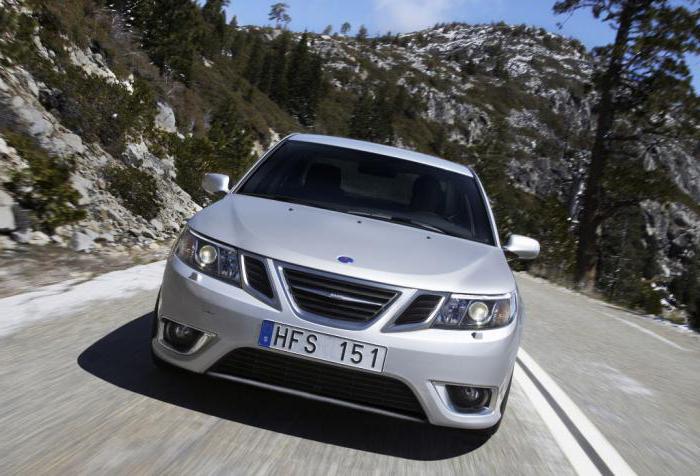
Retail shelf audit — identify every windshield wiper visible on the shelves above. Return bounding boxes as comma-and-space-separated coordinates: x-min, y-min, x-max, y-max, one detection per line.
390, 216, 447, 234
345, 210, 447, 235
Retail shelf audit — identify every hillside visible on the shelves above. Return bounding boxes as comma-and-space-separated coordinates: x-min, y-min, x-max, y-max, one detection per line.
0, 0, 698, 325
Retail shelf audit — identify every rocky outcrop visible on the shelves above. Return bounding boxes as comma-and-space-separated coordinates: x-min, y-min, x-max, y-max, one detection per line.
0, 51, 199, 251
643, 201, 700, 276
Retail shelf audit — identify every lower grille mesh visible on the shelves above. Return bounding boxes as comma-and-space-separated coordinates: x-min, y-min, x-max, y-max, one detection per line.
209, 348, 425, 419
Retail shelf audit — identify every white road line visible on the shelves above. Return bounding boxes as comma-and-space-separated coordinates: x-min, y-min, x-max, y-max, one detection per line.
513, 365, 601, 476
518, 348, 637, 476
605, 314, 688, 352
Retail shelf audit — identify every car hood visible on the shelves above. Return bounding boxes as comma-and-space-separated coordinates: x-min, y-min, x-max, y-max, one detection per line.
187, 194, 515, 294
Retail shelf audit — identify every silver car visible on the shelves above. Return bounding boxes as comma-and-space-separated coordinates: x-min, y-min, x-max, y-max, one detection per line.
151, 134, 540, 432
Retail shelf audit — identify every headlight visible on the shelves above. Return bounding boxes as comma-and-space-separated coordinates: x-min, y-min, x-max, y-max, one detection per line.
174, 227, 241, 285
432, 292, 517, 329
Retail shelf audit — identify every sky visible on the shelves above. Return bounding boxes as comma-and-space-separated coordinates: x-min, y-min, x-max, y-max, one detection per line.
225, 0, 700, 91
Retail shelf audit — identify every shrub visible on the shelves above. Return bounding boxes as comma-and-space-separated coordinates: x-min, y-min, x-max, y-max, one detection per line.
173, 136, 216, 205
3, 131, 86, 233
106, 165, 161, 220
630, 284, 663, 316
39, 69, 157, 156
670, 247, 700, 329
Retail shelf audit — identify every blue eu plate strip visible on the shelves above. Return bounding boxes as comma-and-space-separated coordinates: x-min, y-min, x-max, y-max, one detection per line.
258, 320, 274, 347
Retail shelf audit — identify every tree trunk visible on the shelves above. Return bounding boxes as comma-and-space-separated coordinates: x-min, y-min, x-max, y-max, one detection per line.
574, 3, 636, 290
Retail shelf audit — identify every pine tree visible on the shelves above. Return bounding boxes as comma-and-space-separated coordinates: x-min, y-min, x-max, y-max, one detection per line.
285, 33, 323, 125
138, 0, 206, 83
244, 36, 265, 86
258, 51, 275, 94
322, 25, 333, 35
269, 31, 291, 104
349, 87, 394, 144
340, 22, 351, 35
356, 25, 368, 41
208, 102, 255, 180
201, 0, 230, 58
268, 3, 291, 29
553, 0, 700, 289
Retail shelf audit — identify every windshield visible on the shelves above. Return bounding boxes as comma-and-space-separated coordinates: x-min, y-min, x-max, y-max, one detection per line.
238, 141, 495, 245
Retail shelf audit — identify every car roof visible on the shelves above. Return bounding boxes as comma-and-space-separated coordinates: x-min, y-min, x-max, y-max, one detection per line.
287, 134, 474, 177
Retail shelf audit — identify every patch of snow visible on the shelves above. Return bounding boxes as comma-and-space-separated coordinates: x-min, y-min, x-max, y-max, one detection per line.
0, 261, 165, 338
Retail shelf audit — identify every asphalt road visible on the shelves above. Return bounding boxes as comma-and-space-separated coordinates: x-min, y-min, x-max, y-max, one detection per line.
0, 269, 698, 475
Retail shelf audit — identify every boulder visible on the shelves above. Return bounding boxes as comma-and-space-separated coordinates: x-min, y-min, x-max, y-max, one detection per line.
54, 225, 74, 238
70, 174, 92, 205
0, 136, 11, 155
0, 235, 17, 250
150, 218, 163, 232
70, 231, 95, 252
82, 228, 100, 241
155, 102, 177, 133
0, 189, 16, 231
11, 229, 32, 244
98, 231, 115, 243
29, 231, 50, 245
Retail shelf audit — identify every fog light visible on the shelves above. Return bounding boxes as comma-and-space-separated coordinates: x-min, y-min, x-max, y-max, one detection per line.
446, 385, 491, 412
163, 320, 203, 353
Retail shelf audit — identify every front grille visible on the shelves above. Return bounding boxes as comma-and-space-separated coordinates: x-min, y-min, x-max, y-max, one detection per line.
395, 294, 442, 325
244, 256, 273, 298
209, 348, 425, 419
283, 267, 398, 322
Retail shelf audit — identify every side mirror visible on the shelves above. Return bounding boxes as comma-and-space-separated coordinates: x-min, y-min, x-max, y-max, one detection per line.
202, 173, 230, 195
503, 234, 540, 260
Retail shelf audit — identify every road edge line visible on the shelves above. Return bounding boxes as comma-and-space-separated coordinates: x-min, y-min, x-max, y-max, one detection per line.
518, 349, 637, 476
513, 364, 601, 475
607, 314, 688, 352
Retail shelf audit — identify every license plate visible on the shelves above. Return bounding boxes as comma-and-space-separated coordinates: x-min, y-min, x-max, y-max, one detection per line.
257, 320, 387, 372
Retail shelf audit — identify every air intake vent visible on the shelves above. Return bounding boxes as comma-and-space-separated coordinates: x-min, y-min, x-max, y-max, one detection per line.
283, 267, 398, 322
395, 294, 442, 325
210, 348, 425, 419
244, 256, 273, 298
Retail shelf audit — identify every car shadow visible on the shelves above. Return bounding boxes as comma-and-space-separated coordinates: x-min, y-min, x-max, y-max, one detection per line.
77, 313, 489, 461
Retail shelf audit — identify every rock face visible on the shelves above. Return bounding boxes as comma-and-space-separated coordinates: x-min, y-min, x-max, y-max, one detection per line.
123, 141, 177, 179
643, 201, 700, 275
0, 28, 199, 249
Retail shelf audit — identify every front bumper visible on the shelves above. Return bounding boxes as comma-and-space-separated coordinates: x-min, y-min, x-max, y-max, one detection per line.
153, 255, 522, 429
